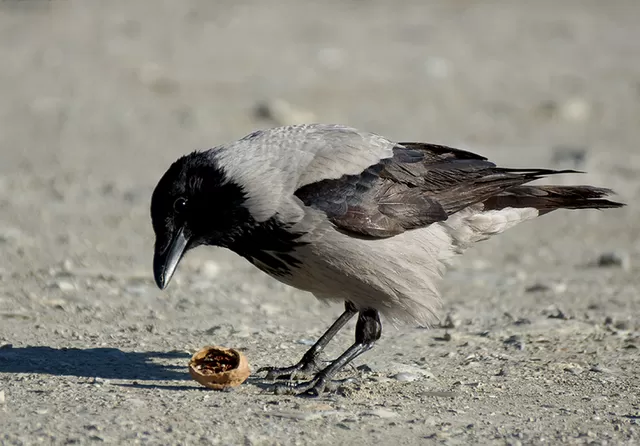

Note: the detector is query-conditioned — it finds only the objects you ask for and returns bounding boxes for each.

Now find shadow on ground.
[0,346,190,381]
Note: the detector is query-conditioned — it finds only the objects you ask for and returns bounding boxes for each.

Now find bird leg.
[269,308,382,396]
[257,301,358,380]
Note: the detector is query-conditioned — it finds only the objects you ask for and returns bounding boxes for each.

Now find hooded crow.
[151,124,624,396]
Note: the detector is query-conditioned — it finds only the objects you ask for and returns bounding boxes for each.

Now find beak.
[153,226,189,290]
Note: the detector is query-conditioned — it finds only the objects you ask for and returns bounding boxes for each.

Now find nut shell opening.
[188,346,250,390]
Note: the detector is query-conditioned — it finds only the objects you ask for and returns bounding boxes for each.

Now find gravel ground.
[1,1,639,445]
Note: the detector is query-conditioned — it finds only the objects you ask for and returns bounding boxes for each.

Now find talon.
[271,382,298,396]
[259,365,295,381]
[265,375,329,396]
[310,377,327,396]
[257,360,319,381]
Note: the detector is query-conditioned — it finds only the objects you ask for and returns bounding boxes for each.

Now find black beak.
[153,226,189,290]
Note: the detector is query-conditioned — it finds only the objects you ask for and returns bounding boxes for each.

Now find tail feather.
[482,186,625,215]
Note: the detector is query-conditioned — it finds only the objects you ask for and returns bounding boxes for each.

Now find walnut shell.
[188,346,250,390]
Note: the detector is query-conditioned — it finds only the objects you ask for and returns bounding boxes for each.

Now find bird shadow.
[0,345,191,382]
[116,382,206,391]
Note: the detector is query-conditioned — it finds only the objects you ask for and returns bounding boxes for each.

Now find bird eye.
[173,197,188,213]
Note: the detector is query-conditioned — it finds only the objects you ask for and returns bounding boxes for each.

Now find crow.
[150,124,624,396]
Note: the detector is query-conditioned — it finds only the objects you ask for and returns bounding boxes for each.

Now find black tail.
[482,186,625,215]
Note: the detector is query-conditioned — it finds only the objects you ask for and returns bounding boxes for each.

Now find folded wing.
[295,142,624,238]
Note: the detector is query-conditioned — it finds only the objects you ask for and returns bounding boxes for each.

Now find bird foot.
[268,374,329,396]
[267,375,357,396]
[257,360,318,381]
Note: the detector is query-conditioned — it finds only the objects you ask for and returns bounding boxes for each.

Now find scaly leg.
[257,301,358,380]
[269,308,382,396]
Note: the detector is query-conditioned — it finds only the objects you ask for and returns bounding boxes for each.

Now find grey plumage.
[150,123,624,395]
[184,124,619,322]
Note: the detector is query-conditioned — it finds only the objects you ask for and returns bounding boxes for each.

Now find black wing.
[294,143,592,239]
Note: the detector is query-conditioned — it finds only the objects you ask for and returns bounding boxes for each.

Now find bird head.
[150,150,249,290]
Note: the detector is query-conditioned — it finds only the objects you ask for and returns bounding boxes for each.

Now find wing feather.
[296,143,583,238]
[214,124,395,221]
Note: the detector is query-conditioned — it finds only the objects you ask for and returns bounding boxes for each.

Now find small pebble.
[356,364,374,373]
[61,259,74,273]
[204,324,234,336]
[55,280,76,292]
[440,314,457,329]
[526,282,566,293]
[89,377,109,385]
[390,365,434,379]
[564,365,583,375]
[504,335,526,351]
[125,285,150,297]
[614,320,630,331]
[545,306,570,320]
[513,318,531,326]
[0,390,5,404]
[589,364,610,373]
[597,252,630,270]
[392,372,419,383]
[296,339,315,346]
[362,409,398,419]
[435,331,452,341]
[42,298,67,308]
[525,283,550,293]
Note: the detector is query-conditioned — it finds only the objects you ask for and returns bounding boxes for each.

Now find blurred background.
[0,1,639,443]
[1,0,639,322]
[1,0,638,277]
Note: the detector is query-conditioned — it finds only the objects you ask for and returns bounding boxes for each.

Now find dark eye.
[173,197,188,214]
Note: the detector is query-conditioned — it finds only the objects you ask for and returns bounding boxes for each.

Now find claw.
[257,360,319,381]
[269,375,328,396]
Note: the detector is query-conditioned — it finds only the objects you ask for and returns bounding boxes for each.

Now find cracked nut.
[188,346,250,390]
